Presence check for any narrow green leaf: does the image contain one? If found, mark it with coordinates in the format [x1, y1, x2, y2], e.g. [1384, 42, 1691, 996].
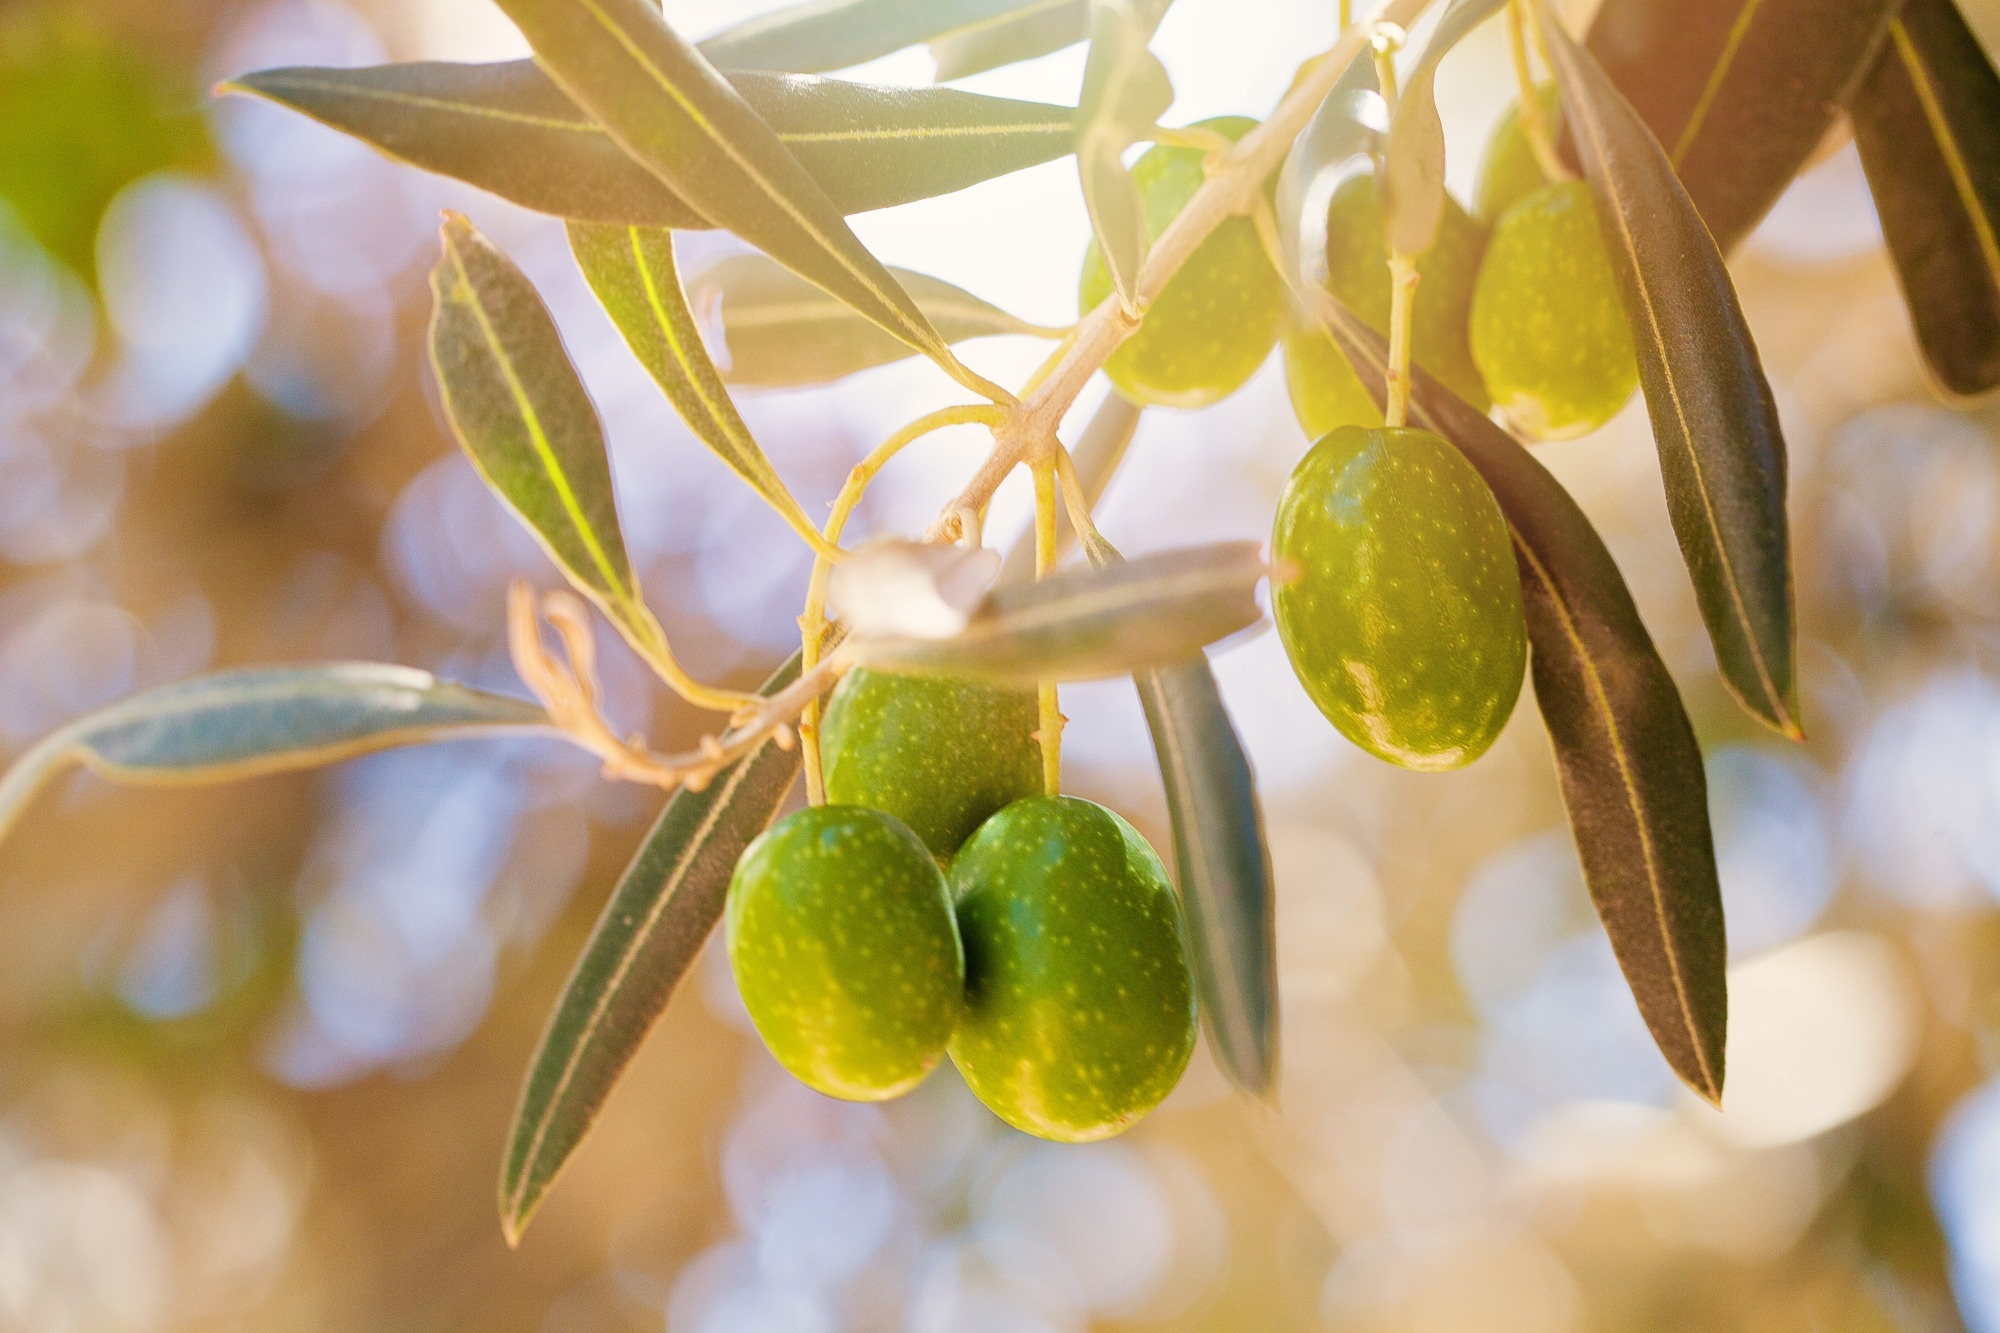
[564, 224, 820, 544]
[1383, 0, 1505, 257]
[501, 654, 802, 1245]
[1315, 302, 1727, 1105]
[999, 389, 1142, 583]
[224, 63, 1078, 230]
[856, 540, 1263, 684]
[1850, 0, 2000, 399]
[1076, 0, 1176, 303]
[429, 214, 659, 654]
[0, 665, 549, 849]
[1585, 0, 1898, 254]
[1539, 15, 1800, 740]
[698, 0, 1074, 75]
[493, 0, 971, 382]
[932, 0, 1089, 80]
[690, 253, 1061, 387]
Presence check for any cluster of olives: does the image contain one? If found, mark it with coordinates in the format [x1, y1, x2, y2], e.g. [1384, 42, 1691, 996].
[1072, 92, 1636, 771]
[726, 668, 1197, 1141]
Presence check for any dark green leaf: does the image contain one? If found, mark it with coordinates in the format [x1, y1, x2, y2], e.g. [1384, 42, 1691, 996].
[856, 541, 1264, 684]
[1076, 0, 1176, 303]
[492, 0, 984, 384]
[500, 654, 802, 1245]
[932, 0, 1089, 80]
[698, 0, 1076, 75]
[223, 62, 1077, 230]
[999, 389, 1141, 583]
[1851, 0, 2000, 399]
[1584, 0, 1898, 254]
[1384, 0, 1506, 256]
[1315, 302, 1726, 1105]
[429, 214, 662, 656]
[564, 224, 822, 544]
[0, 665, 549, 848]
[688, 253, 1061, 387]
[1539, 15, 1800, 740]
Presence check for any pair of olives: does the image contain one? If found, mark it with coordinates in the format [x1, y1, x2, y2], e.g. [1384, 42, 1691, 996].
[726, 669, 1196, 1142]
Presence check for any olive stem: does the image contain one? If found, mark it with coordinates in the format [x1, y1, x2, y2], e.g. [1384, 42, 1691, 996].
[1383, 251, 1420, 428]
[1507, 0, 1575, 185]
[1032, 456, 1065, 795]
[924, 0, 1436, 540]
[799, 403, 1008, 802]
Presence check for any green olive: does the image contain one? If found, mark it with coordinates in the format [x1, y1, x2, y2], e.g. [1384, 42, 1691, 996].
[1474, 83, 1562, 226]
[1271, 425, 1526, 770]
[1469, 179, 1639, 440]
[726, 805, 964, 1102]
[820, 666, 1041, 862]
[948, 795, 1195, 1142]
[1078, 116, 1284, 409]
[1282, 319, 1382, 439]
[1321, 174, 1491, 412]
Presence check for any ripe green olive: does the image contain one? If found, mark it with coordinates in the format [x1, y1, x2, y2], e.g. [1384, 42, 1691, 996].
[820, 667, 1041, 862]
[726, 804, 964, 1102]
[1282, 320, 1382, 439]
[1078, 116, 1284, 409]
[1474, 83, 1562, 225]
[1469, 179, 1639, 440]
[1321, 174, 1491, 412]
[1271, 425, 1526, 770]
[947, 795, 1196, 1142]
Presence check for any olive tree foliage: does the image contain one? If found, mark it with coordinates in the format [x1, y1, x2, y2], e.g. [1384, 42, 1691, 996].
[1, 0, 1993, 1242]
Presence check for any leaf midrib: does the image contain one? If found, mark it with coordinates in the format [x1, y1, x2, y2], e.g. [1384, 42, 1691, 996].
[1892, 18, 2000, 291]
[1668, 0, 1769, 166]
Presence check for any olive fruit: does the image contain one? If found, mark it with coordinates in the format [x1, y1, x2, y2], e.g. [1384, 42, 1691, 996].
[820, 667, 1041, 862]
[948, 795, 1196, 1142]
[1468, 179, 1639, 440]
[1078, 116, 1284, 409]
[1474, 83, 1562, 225]
[1271, 425, 1526, 770]
[1321, 174, 1491, 412]
[726, 805, 964, 1102]
[1282, 321, 1381, 439]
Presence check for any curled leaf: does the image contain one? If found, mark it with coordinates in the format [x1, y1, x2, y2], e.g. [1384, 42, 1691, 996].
[1383, 0, 1506, 257]
[1076, 0, 1177, 304]
[827, 539, 1002, 640]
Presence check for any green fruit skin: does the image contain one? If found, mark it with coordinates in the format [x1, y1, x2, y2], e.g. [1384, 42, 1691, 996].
[1272, 426, 1527, 771]
[1469, 180, 1640, 441]
[727, 805, 965, 1102]
[947, 795, 1196, 1142]
[1474, 83, 1562, 226]
[1322, 174, 1492, 412]
[1079, 116, 1284, 409]
[820, 667, 1042, 862]
[1282, 321, 1382, 439]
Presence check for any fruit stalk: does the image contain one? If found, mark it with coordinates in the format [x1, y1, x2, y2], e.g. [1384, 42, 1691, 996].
[1507, 0, 1573, 185]
[1032, 455, 1064, 795]
[1384, 251, 1420, 427]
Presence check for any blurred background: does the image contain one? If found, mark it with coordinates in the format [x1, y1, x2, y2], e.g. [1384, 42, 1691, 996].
[0, 0, 1994, 1328]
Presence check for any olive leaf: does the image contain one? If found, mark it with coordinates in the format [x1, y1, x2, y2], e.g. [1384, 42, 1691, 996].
[1383, 0, 1506, 257]
[826, 538, 1002, 640]
[1316, 301, 1726, 1106]
[1065, 512, 1277, 1100]
[854, 540, 1263, 684]
[1076, 0, 1177, 304]
[1584, 0, 1899, 255]
[0, 665, 550, 849]
[501, 653, 802, 1245]
[689, 254, 1062, 388]
[698, 0, 1081, 75]
[223, 63, 1078, 230]
[1851, 0, 2000, 399]
[1274, 44, 1382, 292]
[564, 223, 820, 546]
[932, 0, 1090, 80]
[430, 214, 662, 659]
[492, 0, 977, 384]
[1538, 14, 1800, 741]
[999, 389, 1142, 584]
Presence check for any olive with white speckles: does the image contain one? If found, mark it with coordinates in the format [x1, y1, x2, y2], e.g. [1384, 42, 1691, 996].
[726, 805, 964, 1102]
[820, 667, 1041, 863]
[1271, 425, 1526, 770]
[1078, 116, 1283, 409]
[947, 795, 1195, 1142]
